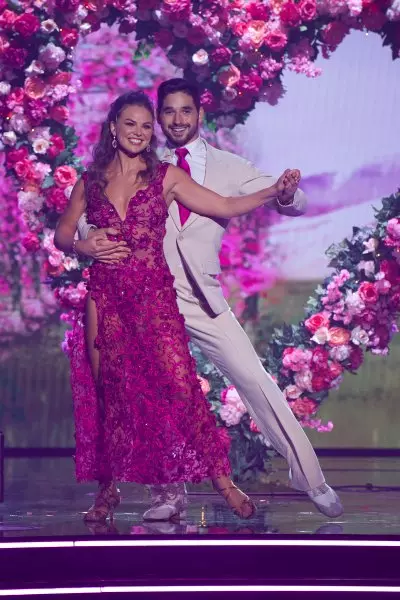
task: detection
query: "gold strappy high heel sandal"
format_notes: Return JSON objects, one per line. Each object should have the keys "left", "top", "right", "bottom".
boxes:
{"left": 213, "top": 479, "right": 256, "bottom": 519}
{"left": 84, "top": 481, "right": 120, "bottom": 523}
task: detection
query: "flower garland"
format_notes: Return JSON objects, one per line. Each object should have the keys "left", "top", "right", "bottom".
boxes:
{"left": 263, "top": 190, "right": 400, "bottom": 429}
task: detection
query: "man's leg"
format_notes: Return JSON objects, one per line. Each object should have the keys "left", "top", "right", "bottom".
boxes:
{"left": 180, "top": 302, "right": 342, "bottom": 517}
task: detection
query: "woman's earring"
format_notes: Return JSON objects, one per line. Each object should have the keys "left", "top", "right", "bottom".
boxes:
{"left": 146, "top": 145, "right": 151, "bottom": 153}
{"left": 112, "top": 136, "right": 117, "bottom": 149}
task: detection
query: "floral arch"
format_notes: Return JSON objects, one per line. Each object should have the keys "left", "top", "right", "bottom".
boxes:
{"left": 1, "top": 0, "right": 400, "bottom": 479}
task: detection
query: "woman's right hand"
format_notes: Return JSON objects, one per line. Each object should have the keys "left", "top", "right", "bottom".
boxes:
{"left": 274, "top": 169, "right": 301, "bottom": 200}
{"left": 76, "top": 228, "right": 130, "bottom": 264}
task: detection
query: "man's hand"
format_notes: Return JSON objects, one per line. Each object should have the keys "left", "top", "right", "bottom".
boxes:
{"left": 75, "top": 228, "right": 130, "bottom": 264}
{"left": 275, "top": 169, "right": 301, "bottom": 205}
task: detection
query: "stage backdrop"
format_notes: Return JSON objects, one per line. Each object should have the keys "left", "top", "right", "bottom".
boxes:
{"left": 0, "top": 27, "right": 399, "bottom": 449}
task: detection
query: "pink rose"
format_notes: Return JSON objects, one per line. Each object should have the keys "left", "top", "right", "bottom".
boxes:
{"left": 250, "top": 419, "right": 261, "bottom": 433}
{"left": 264, "top": 29, "right": 288, "bottom": 52}
{"left": 14, "top": 13, "right": 40, "bottom": 38}
{"left": 45, "top": 187, "right": 68, "bottom": 213}
{"left": 0, "top": 9, "right": 17, "bottom": 31}
{"left": 328, "top": 327, "right": 351, "bottom": 347}
{"left": 217, "top": 64, "right": 241, "bottom": 88}
{"left": 200, "top": 90, "right": 218, "bottom": 111}
{"left": 3, "top": 45, "right": 28, "bottom": 68}
{"left": 389, "top": 292, "right": 400, "bottom": 311}
{"left": 54, "top": 165, "right": 78, "bottom": 189}
{"left": 25, "top": 76, "right": 48, "bottom": 100}
{"left": 311, "top": 373, "right": 329, "bottom": 392}
{"left": 6, "top": 146, "right": 29, "bottom": 166}
{"left": 379, "top": 259, "right": 399, "bottom": 284}
{"left": 14, "top": 159, "right": 37, "bottom": 182}
{"left": 47, "top": 134, "right": 66, "bottom": 159}
{"left": 329, "top": 344, "right": 351, "bottom": 362}
{"left": 321, "top": 22, "right": 349, "bottom": 47}
{"left": 359, "top": 281, "right": 379, "bottom": 304}
{"left": 279, "top": 1, "right": 301, "bottom": 27}
{"left": 298, "top": 0, "right": 317, "bottom": 21}
{"left": 25, "top": 99, "right": 48, "bottom": 126}
{"left": 387, "top": 218, "right": 400, "bottom": 241}
{"left": 60, "top": 27, "right": 79, "bottom": 48}
{"left": 289, "top": 397, "right": 318, "bottom": 418}
{"left": 22, "top": 232, "right": 41, "bottom": 252}
{"left": 211, "top": 47, "right": 232, "bottom": 66}
{"left": 282, "top": 347, "right": 312, "bottom": 371}
{"left": 329, "top": 362, "right": 343, "bottom": 380}
{"left": 244, "top": 20, "right": 267, "bottom": 49}
{"left": 49, "top": 105, "right": 69, "bottom": 123}
{"left": 305, "top": 312, "right": 331, "bottom": 334}
{"left": 294, "top": 370, "right": 313, "bottom": 392}
{"left": 311, "top": 346, "right": 329, "bottom": 369}
{"left": 284, "top": 384, "right": 303, "bottom": 399}
{"left": 162, "top": 0, "right": 191, "bottom": 21}
{"left": 246, "top": 1, "right": 271, "bottom": 20}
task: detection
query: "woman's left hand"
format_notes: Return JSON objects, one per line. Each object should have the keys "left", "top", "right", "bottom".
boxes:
{"left": 275, "top": 169, "right": 301, "bottom": 203}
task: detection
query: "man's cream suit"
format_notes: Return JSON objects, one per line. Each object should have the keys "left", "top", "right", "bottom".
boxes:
{"left": 78, "top": 139, "right": 325, "bottom": 492}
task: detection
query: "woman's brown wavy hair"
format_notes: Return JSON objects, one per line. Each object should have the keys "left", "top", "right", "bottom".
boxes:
{"left": 86, "top": 91, "right": 159, "bottom": 198}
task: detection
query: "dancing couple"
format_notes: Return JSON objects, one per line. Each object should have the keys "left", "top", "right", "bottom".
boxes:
{"left": 55, "top": 78, "right": 343, "bottom": 523}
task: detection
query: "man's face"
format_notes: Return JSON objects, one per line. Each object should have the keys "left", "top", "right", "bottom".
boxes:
{"left": 158, "top": 91, "right": 203, "bottom": 147}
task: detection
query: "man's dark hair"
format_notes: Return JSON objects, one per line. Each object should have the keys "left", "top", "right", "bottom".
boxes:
{"left": 157, "top": 78, "right": 201, "bottom": 115}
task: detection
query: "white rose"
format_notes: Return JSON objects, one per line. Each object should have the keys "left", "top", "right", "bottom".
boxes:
{"left": 284, "top": 385, "right": 303, "bottom": 400}
{"left": 41, "top": 19, "right": 58, "bottom": 33}
{"left": 192, "top": 49, "right": 209, "bottom": 66}
{"left": 32, "top": 138, "right": 50, "bottom": 155}
{"left": 2, "top": 131, "right": 17, "bottom": 146}
{"left": 0, "top": 81, "right": 11, "bottom": 95}
{"left": 311, "top": 326, "right": 330, "bottom": 345}
{"left": 329, "top": 345, "right": 351, "bottom": 361}
{"left": 63, "top": 257, "right": 80, "bottom": 271}
{"left": 351, "top": 326, "right": 369, "bottom": 346}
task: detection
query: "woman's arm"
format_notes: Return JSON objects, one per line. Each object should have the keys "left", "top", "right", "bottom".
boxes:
{"left": 54, "top": 178, "right": 86, "bottom": 253}
{"left": 164, "top": 165, "right": 299, "bottom": 218}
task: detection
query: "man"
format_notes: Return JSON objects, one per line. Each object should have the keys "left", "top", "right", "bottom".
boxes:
{"left": 76, "top": 78, "right": 343, "bottom": 520}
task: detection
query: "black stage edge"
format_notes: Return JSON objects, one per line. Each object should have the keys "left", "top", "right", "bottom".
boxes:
{"left": 4, "top": 446, "right": 400, "bottom": 457}
{"left": 1, "top": 535, "right": 400, "bottom": 597}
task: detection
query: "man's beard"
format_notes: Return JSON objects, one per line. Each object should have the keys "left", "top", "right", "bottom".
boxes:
{"left": 163, "top": 124, "right": 199, "bottom": 148}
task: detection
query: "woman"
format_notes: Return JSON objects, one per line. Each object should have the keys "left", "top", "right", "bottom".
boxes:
{"left": 55, "top": 91, "right": 300, "bottom": 522}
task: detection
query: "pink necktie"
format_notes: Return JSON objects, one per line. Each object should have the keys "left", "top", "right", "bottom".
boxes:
{"left": 175, "top": 147, "right": 191, "bottom": 226}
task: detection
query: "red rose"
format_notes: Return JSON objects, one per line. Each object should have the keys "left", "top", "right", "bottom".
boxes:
{"left": 289, "top": 397, "right": 318, "bottom": 418}
{"left": 45, "top": 186, "right": 68, "bottom": 213}
{"left": 321, "top": 22, "right": 349, "bottom": 47}
{"left": 25, "top": 99, "right": 48, "bottom": 126}
{"left": 312, "top": 347, "right": 329, "bottom": 369}
{"left": 328, "top": 327, "right": 351, "bottom": 347}
{"left": 154, "top": 29, "right": 174, "bottom": 48}
{"left": 380, "top": 259, "right": 399, "bottom": 284}
{"left": 3, "top": 45, "right": 28, "bottom": 68}
{"left": 60, "top": 27, "right": 79, "bottom": 48}
{"left": 311, "top": 374, "right": 328, "bottom": 392}
{"left": 358, "top": 281, "right": 379, "bottom": 304}
{"left": 200, "top": 90, "right": 218, "bottom": 111}
{"left": 237, "top": 72, "right": 263, "bottom": 96}
{"left": 22, "top": 232, "right": 41, "bottom": 253}
{"left": 14, "top": 159, "right": 37, "bottom": 181}
{"left": 187, "top": 25, "right": 206, "bottom": 46}
{"left": 49, "top": 104, "right": 69, "bottom": 123}
{"left": 211, "top": 47, "right": 232, "bottom": 66}
{"left": 231, "top": 21, "right": 247, "bottom": 37}
{"left": 55, "top": 0, "right": 80, "bottom": 9}
{"left": 298, "top": 0, "right": 317, "bottom": 21}
{"left": 247, "top": 1, "right": 270, "bottom": 20}
{"left": 0, "top": 9, "right": 17, "bottom": 30}
{"left": 14, "top": 13, "right": 40, "bottom": 38}
{"left": 54, "top": 165, "right": 78, "bottom": 189}
{"left": 6, "top": 146, "right": 29, "bottom": 166}
{"left": 348, "top": 345, "right": 363, "bottom": 370}
{"left": 279, "top": 1, "right": 301, "bottom": 27}
{"left": 6, "top": 87, "right": 25, "bottom": 109}
{"left": 361, "top": 4, "right": 387, "bottom": 32}
{"left": 48, "top": 72, "right": 72, "bottom": 86}
{"left": 47, "top": 134, "right": 66, "bottom": 159}
{"left": 0, "top": 0, "right": 7, "bottom": 10}
{"left": 305, "top": 312, "right": 330, "bottom": 334}
{"left": 264, "top": 29, "right": 288, "bottom": 52}
{"left": 328, "top": 362, "right": 343, "bottom": 380}
{"left": 162, "top": 0, "right": 191, "bottom": 21}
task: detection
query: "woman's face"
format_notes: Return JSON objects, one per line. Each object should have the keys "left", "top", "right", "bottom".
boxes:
{"left": 110, "top": 104, "right": 154, "bottom": 154}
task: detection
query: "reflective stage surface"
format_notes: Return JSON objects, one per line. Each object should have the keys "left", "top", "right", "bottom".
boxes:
{"left": 1, "top": 456, "right": 400, "bottom": 538}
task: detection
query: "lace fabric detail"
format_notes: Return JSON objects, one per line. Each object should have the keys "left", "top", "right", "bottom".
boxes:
{"left": 72, "top": 163, "right": 231, "bottom": 483}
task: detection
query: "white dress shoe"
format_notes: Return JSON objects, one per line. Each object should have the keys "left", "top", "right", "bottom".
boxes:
{"left": 308, "top": 483, "right": 344, "bottom": 518}
{"left": 143, "top": 483, "right": 187, "bottom": 522}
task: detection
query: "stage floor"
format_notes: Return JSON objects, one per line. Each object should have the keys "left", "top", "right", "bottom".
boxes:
{"left": 1, "top": 456, "right": 400, "bottom": 538}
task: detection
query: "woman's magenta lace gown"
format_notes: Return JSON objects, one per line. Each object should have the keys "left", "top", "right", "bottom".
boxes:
{"left": 70, "top": 163, "right": 231, "bottom": 484}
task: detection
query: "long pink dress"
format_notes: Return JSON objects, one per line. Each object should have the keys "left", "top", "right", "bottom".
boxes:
{"left": 70, "top": 163, "right": 231, "bottom": 484}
